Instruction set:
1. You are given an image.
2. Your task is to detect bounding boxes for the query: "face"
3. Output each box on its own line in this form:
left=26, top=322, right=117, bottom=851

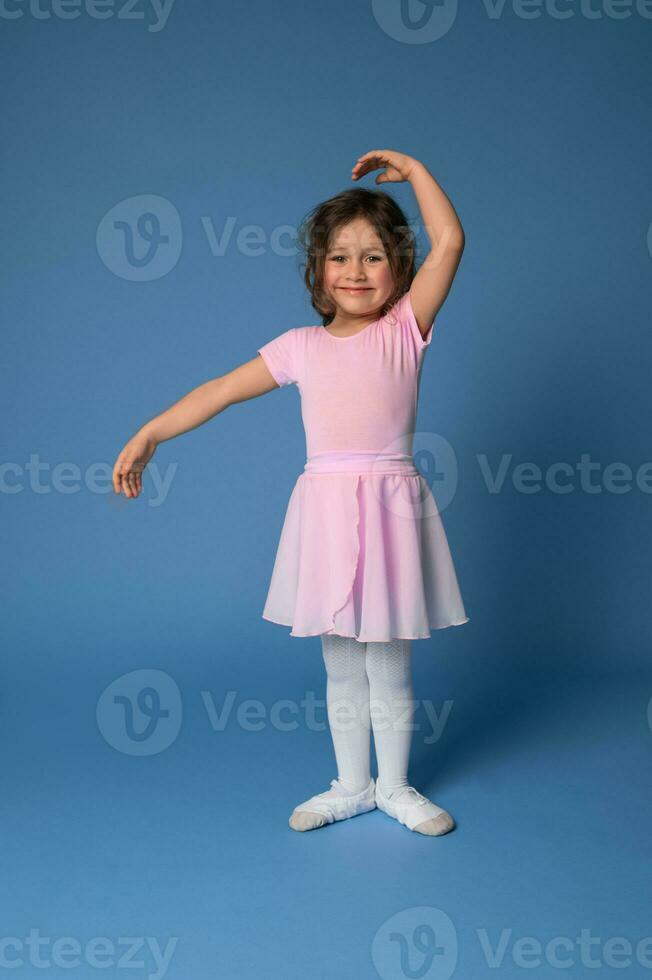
left=322, top=216, right=394, bottom=321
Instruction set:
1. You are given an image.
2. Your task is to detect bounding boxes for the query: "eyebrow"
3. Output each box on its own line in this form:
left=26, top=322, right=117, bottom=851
left=327, top=244, right=385, bottom=253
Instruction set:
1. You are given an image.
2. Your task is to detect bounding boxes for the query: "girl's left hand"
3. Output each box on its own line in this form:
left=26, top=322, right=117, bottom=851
left=351, top=149, right=420, bottom=184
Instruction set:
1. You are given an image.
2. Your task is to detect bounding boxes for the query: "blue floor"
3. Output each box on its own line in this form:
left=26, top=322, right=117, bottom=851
left=2, top=634, right=649, bottom=980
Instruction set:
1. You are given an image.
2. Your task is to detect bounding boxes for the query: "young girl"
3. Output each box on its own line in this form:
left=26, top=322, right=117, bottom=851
left=112, top=149, right=469, bottom=837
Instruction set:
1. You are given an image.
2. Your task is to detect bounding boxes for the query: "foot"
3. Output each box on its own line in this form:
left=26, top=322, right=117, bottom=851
left=375, top=783, right=455, bottom=836
left=289, top=777, right=376, bottom=831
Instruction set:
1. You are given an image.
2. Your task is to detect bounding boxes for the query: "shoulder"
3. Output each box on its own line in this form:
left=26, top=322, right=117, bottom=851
left=256, top=326, right=304, bottom=387
left=383, top=290, right=435, bottom=351
left=288, top=324, right=325, bottom=347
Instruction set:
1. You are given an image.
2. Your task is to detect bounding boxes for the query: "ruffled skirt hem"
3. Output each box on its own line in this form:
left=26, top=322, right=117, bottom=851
left=261, top=611, right=470, bottom=643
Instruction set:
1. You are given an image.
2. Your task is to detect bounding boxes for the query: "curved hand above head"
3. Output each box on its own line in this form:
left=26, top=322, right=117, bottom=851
left=351, top=149, right=419, bottom=185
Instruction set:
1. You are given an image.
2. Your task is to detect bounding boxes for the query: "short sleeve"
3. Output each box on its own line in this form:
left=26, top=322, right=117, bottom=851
left=257, top=328, right=299, bottom=387
left=392, top=290, right=435, bottom=352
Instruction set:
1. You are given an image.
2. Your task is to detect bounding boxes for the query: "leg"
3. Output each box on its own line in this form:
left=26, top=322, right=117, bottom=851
left=365, top=638, right=454, bottom=836
left=288, top=633, right=375, bottom=832
left=364, top=637, right=414, bottom=797
left=321, top=633, right=372, bottom=793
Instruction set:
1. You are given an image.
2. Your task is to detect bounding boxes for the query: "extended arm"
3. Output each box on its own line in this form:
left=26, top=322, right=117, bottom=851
left=112, top=353, right=280, bottom=497
left=140, top=354, right=280, bottom=444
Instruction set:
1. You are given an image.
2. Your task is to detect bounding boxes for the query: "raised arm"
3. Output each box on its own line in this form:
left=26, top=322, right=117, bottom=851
left=112, top=354, right=281, bottom=498
left=352, top=149, right=465, bottom=337
left=406, top=160, right=465, bottom=334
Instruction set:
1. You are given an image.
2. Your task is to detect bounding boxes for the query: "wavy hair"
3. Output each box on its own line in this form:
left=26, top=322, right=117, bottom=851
left=296, top=187, right=417, bottom=327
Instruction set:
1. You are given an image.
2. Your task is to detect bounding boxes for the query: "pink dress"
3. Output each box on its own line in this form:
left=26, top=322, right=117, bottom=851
left=256, top=289, right=469, bottom=643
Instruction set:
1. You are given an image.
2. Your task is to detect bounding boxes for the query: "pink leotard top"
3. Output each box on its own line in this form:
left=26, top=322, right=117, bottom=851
left=257, top=290, right=434, bottom=460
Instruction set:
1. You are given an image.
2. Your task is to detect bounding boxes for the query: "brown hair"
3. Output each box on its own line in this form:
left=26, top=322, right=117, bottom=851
left=296, top=187, right=417, bottom=327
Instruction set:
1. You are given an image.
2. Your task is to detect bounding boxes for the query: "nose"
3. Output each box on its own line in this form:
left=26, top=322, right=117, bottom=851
left=346, top=264, right=366, bottom=281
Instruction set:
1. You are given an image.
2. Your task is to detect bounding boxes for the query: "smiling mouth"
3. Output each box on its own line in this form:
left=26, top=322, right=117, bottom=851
left=339, top=287, right=372, bottom=292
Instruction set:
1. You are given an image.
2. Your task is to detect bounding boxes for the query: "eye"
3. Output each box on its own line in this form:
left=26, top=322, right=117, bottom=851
left=366, top=255, right=382, bottom=262
left=329, top=255, right=346, bottom=262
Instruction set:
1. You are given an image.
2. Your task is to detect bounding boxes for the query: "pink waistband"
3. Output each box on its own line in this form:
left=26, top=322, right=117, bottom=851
left=303, top=449, right=419, bottom=476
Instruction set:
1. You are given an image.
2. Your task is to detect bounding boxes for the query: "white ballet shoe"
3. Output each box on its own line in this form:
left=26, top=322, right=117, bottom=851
left=375, top=783, right=455, bottom=836
left=289, top=777, right=376, bottom=832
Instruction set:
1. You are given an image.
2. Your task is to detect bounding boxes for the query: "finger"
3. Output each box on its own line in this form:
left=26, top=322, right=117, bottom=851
left=112, top=455, right=125, bottom=492
left=122, top=469, right=135, bottom=498
left=352, top=151, right=385, bottom=171
left=127, top=472, right=138, bottom=498
left=118, top=464, right=131, bottom=495
left=360, top=151, right=391, bottom=168
left=356, top=150, right=387, bottom=162
left=360, top=155, right=391, bottom=178
left=356, top=156, right=384, bottom=172
left=353, top=157, right=386, bottom=179
left=351, top=159, right=374, bottom=176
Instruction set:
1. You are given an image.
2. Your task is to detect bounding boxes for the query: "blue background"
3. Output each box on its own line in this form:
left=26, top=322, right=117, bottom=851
left=1, top=1, right=651, bottom=978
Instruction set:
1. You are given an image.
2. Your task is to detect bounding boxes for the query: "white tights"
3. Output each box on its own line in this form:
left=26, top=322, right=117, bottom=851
left=320, top=633, right=415, bottom=798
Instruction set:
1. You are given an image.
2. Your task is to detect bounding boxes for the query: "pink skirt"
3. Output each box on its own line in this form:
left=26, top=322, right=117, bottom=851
left=261, top=449, right=470, bottom=643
